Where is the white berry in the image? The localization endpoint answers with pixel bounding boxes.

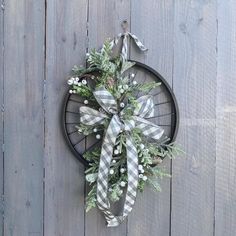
[91,75,95,80]
[120,168,126,173]
[84,100,88,104]
[143,176,148,181]
[118,85,122,89]
[73,90,76,94]
[69,90,73,94]
[120,89,125,94]
[140,144,145,149]
[144,148,149,153]
[112,160,116,164]
[78,82,82,87]
[140,169,145,174]
[86,53,90,57]
[120,102,125,108]
[75,77,79,82]
[93,128,97,133]
[78,128,82,133]
[123,85,129,90]
[114,149,119,155]
[108,188,113,192]
[96,134,101,139]
[109,169,114,175]
[82,79,87,85]
[131,73,135,78]
[138,165,143,171]
[132,80,137,85]
[120,181,126,187]
[67,79,73,85]
[139,174,144,179]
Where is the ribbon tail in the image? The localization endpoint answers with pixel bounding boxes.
[96,115,122,223]
[121,34,128,61]
[96,114,139,227]
[109,33,122,49]
[121,134,139,219]
[107,133,139,227]
[129,32,148,52]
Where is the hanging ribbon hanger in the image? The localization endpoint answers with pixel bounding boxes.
[110,20,148,61]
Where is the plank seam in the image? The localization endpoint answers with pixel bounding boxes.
[213,6,219,236]
[1,0,5,235]
[169,0,176,235]
[43,0,47,235]
[84,0,89,235]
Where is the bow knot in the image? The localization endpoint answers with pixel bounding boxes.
[80,86,164,227]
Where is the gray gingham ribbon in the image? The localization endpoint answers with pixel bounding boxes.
[80,87,164,227]
[110,32,148,61]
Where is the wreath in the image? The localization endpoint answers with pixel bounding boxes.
[65,24,181,227]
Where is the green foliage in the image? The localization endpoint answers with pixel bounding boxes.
[86,185,97,212]
[120,61,136,74]
[147,178,162,192]
[67,37,183,213]
[109,184,123,202]
[73,84,93,98]
[133,81,161,93]
[87,41,117,77]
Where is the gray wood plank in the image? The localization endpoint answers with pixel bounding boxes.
[44,1,88,235]
[171,1,217,236]
[128,1,174,235]
[3,0,45,235]
[215,1,236,235]
[0,1,4,234]
[85,0,130,235]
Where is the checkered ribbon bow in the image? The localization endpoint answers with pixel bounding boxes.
[110,32,148,61]
[80,86,164,227]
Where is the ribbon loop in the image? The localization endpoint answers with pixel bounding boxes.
[80,106,108,126]
[134,95,154,118]
[93,86,118,114]
[110,32,148,61]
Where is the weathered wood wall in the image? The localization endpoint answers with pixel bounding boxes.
[0,0,236,235]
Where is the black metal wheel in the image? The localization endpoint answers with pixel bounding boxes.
[62,61,179,166]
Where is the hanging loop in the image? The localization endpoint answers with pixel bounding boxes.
[121,20,129,33]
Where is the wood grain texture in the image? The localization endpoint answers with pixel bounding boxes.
[128,1,174,235]
[0,0,4,234]
[215,1,236,235]
[0,1,236,235]
[85,1,130,235]
[44,1,87,235]
[172,1,217,236]
[3,0,45,235]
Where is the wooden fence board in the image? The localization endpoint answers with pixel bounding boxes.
[3,0,45,235]
[44,1,87,235]
[0,1,235,235]
[0,1,4,234]
[85,1,130,235]
[171,1,217,235]
[128,1,174,235]
[215,1,236,235]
